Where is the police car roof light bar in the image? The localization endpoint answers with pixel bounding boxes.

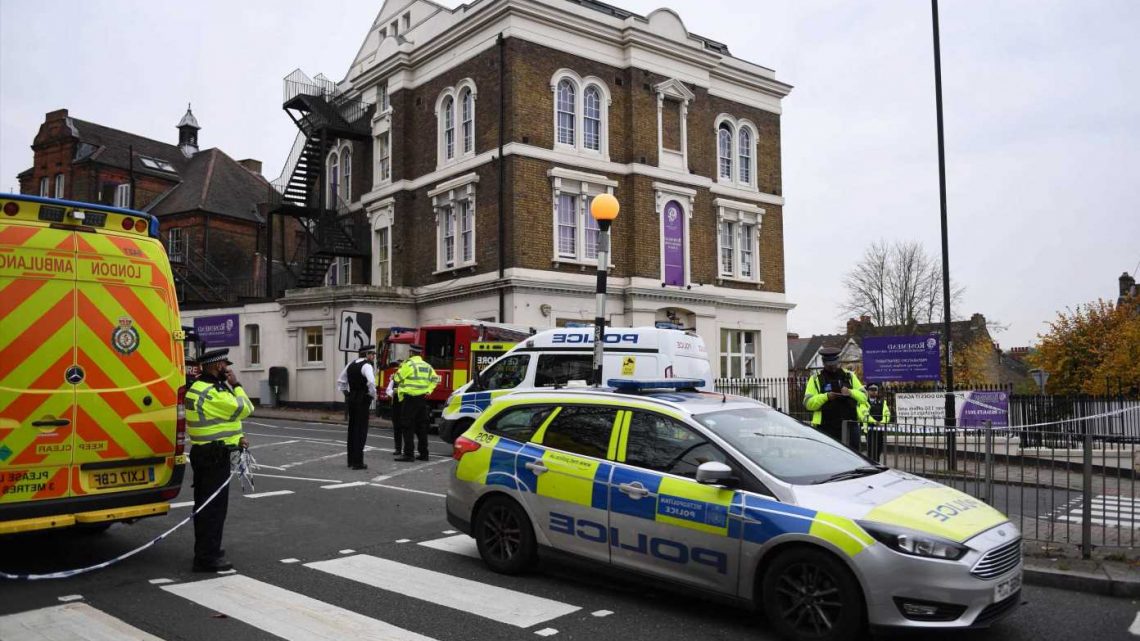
[607,378,706,392]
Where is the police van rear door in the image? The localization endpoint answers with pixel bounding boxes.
[70,218,180,498]
[0,200,79,508]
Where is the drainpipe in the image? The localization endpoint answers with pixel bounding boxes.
[497,32,506,323]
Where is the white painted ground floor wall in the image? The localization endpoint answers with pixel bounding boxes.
[180,268,792,404]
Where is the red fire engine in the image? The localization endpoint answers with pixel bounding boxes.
[376,320,533,423]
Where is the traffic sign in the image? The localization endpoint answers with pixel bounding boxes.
[339,311,373,352]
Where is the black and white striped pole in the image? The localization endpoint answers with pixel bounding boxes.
[590,193,620,387]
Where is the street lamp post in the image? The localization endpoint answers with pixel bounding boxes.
[932,0,957,468]
[589,193,620,387]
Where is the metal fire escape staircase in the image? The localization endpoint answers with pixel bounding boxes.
[269,70,375,289]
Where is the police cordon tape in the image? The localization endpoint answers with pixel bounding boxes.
[0,449,258,581]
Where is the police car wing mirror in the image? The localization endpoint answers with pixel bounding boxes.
[695,461,738,488]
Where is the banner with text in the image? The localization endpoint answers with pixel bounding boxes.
[895,391,1010,427]
[862,335,941,382]
[193,314,240,348]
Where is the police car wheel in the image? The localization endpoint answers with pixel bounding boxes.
[474,495,536,574]
[761,548,865,641]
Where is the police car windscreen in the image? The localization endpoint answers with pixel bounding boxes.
[695,408,869,485]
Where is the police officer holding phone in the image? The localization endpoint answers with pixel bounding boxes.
[184,349,252,572]
[803,347,867,448]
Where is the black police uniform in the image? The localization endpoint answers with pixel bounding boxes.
[345,358,372,469]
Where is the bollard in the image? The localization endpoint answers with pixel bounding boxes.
[1081,424,1094,559]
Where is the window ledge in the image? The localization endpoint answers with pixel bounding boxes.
[432,262,478,276]
[717,276,764,286]
[297,364,326,370]
[552,144,610,162]
[240,367,265,373]
[552,257,614,269]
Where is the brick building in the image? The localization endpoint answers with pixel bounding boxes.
[184,0,795,402]
[15,107,284,307]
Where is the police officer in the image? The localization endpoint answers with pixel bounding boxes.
[337,345,377,470]
[184,349,251,572]
[859,384,891,462]
[803,347,867,448]
[393,344,438,462]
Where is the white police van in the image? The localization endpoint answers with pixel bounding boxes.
[438,327,711,442]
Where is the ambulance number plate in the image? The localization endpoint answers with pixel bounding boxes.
[89,466,154,490]
[994,571,1022,602]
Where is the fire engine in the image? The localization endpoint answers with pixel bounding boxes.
[376,320,533,425]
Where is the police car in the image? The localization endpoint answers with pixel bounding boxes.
[446,380,1021,641]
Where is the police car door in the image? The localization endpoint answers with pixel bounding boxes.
[516,404,618,564]
[607,410,740,594]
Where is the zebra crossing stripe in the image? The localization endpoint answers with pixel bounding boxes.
[417,534,480,558]
[162,574,437,641]
[0,603,164,641]
[306,554,581,628]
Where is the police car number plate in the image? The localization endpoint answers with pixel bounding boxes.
[994,572,1022,602]
[89,466,154,490]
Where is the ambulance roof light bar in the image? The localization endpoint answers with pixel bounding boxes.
[607,378,705,392]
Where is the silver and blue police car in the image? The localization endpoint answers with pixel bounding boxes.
[446,379,1022,641]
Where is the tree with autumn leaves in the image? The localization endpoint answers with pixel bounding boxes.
[1033,299,1140,395]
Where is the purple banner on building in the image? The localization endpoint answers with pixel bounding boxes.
[958,390,1010,427]
[663,200,685,286]
[862,335,941,382]
[194,314,240,347]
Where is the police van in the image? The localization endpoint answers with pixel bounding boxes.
[0,194,188,535]
[447,380,1022,641]
[438,326,711,442]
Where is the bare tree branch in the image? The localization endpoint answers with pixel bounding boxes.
[840,239,965,328]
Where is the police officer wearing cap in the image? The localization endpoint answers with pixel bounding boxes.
[184,349,252,572]
[803,346,867,448]
[336,345,377,470]
[859,384,891,461]
[392,344,439,462]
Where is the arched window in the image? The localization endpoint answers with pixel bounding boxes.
[556,79,576,146]
[341,148,352,201]
[327,151,339,208]
[584,85,602,151]
[442,96,455,160]
[718,123,733,180]
[461,88,474,154]
[738,128,752,185]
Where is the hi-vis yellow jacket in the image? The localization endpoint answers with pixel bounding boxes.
[393,356,439,401]
[184,376,252,446]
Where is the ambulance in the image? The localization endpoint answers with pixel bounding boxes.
[0,194,188,535]
[438,326,712,442]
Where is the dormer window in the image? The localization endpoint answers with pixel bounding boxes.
[550,70,610,159]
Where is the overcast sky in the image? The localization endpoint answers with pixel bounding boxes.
[2,0,1137,348]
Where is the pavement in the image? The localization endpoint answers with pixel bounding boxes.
[254,405,1140,599]
[3,413,1139,641]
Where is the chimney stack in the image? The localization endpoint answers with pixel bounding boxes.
[1121,272,1136,298]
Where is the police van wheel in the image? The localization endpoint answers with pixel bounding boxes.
[761,548,865,641]
[474,495,536,575]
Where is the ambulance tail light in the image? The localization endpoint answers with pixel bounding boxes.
[175,385,188,457]
[452,436,481,461]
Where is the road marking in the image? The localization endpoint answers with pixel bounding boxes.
[396,539,412,543]
[170,501,194,509]
[535,628,559,637]
[442,529,457,534]
[592,610,614,617]
[322,481,370,490]
[0,603,164,641]
[1129,611,1140,635]
[244,490,295,499]
[253,473,343,483]
[339,549,356,554]
[370,483,446,498]
[162,574,438,641]
[280,558,301,564]
[249,439,301,449]
[57,595,83,603]
[372,458,451,482]
[281,451,357,469]
[148,578,175,585]
[418,534,480,558]
[306,554,581,628]
[245,431,345,445]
